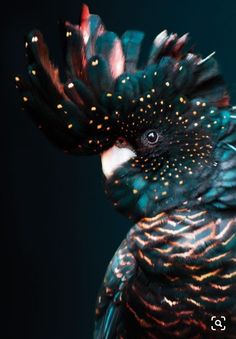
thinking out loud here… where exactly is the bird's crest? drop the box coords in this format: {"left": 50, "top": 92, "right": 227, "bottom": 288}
{"left": 16, "top": 4, "right": 229, "bottom": 156}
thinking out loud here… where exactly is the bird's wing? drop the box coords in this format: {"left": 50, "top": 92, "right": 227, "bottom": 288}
{"left": 94, "top": 239, "right": 137, "bottom": 338}
{"left": 94, "top": 303, "right": 122, "bottom": 339}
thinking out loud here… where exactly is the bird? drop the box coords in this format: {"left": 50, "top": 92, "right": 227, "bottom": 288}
{"left": 16, "top": 4, "right": 236, "bottom": 338}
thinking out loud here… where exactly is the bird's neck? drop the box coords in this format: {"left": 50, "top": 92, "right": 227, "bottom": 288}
{"left": 127, "top": 206, "right": 236, "bottom": 274}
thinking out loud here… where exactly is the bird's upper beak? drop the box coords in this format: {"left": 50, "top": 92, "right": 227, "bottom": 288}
{"left": 101, "top": 142, "right": 136, "bottom": 179}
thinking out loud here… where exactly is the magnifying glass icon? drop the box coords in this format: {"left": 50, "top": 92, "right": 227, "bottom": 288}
{"left": 215, "top": 319, "right": 222, "bottom": 327}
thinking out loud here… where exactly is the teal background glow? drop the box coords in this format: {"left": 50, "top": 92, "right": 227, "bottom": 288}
{"left": 3, "top": 0, "right": 236, "bottom": 338}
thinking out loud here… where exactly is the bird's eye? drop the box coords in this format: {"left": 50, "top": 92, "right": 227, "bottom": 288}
{"left": 141, "top": 129, "right": 160, "bottom": 147}
{"left": 147, "top": 131, "right": 159, "bottom": 144}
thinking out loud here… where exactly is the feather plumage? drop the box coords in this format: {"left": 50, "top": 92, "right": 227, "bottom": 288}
{"left": 121, "top": 30, "right": 144, "bottom": 73}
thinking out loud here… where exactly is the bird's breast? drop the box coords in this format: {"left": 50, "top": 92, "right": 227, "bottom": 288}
{"left": 124, "top": 208, "right": 236, "bottom": 337}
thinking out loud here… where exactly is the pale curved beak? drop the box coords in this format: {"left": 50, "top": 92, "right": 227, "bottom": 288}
{"left": 101, "top": 145, "right": 136, "bottom": 179}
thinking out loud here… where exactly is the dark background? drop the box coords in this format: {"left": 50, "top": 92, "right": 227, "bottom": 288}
{"left": 2, "top": 1, "right": 236, "bottom": 338}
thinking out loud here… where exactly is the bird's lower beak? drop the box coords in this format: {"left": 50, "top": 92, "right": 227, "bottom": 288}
{"left": 101, "top": 143, "right": 136, "bottom": 179}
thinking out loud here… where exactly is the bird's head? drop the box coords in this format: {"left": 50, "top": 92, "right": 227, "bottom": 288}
{"left": 18, "top": 5, "right": 235, "bottom": 222}
{"left": 101, "top": 57, "right": 232, "bottom": 220}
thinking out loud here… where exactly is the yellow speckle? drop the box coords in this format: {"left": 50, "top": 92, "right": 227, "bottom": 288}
{"left": 162, "top": 191, "right": 167, "bottom": 196}
{"left": 68, "top": 124, "right": 73, "bottom": 129}
{"left": 15, "top": 76, "right": 20, "bottom": 82}
{"left": 57, "top": 104, "right": 63, "bottom": 109}
{"left": 104, "top": 116, "right": 109, "bottom": 120}
{"left": 91, "top": 106, "right": 97, "bottom": 111}
{"left": 31, "top": 70, "right": 36, "bottom": 75}
{"left": 68, "top": 82, "right": 74, "bottom": 88}
{"left": 88, "top": 140, "right": 93, "bottom": 144}
{"left": 31, "top": 36, "right": 38, "bottom": 42}
{"left": 66, "top": 31, "right": 72, "bottom": 37}
{"left": 164, "top": 182, "right": 169, "bottom": 186}
{"left": 97, "top": 124, "right": 102, "bottom": 129}
{"left": 133, "top": 189, "right": 138, "bottom": 194}
{"left": 179, "top": 180, "right": 184, "bottom": 185}
{"left": 165, "top": 81, "right": 170, "bottom": 87}
{"left": 106, "top": 92, "right": 112, "bottom": 97}
{"left": 117, "top": 95, "right": 123, "bottom": 100}
{"left": 23, "top": 96, "right": 28, "bottom": 102}
{"left": 92, "top": 59, "right": 99, "bottom": 66}
{"left": 89, "top": 120, "right": 93, "bottom": 124}
{"left": 179, "top": 97, "right": 184, "bottom": 103}
{"left": 147, "top": 94, "right": 151, "bottom": 99}
{"left": 139, "top": 97, "right": 144, "bottom": 102}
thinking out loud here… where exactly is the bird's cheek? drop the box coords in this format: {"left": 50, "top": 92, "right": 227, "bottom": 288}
{"left": 101, "top": 145, "right": 136, "bottom": 179}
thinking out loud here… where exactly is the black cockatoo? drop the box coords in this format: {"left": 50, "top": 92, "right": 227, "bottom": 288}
{"left": 16, "top": 4, "right": 236, "bottom": 338}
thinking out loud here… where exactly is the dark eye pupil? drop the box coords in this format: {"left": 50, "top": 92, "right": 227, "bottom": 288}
{"left": 147, "top": 131, "right": 158, "bottom": 144}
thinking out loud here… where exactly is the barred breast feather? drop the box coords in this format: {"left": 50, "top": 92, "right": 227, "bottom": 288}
{"left": 95, "top": 208, "right": 236, "bottom": 338}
